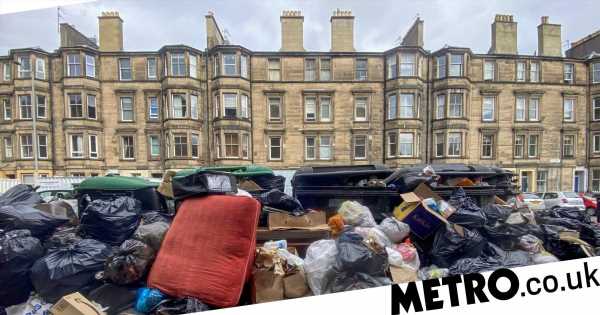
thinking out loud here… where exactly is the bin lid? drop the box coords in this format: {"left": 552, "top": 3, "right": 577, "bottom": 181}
{"left": 77, "top": 175, "right": 158, "bottom": 191}
{"left": 176, "top": 165, "right": 275, "bottom": 178}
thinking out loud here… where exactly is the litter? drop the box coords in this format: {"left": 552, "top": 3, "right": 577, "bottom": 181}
{"left": 338, "top": 201, "right": 376, "bottom": 228}
{"left": 0, "top": 184, "right": 43, "bottom": 206}
{"left": 4, "top": 294, "right": 52, "bottom": 315}
{"left": 0, "top": 204, "right": 69, "bottom": 238}
{"left": 377, "top": 217, "right": 410, "bottom": 243}
{"left": 303, "top": 239, "right": 338, "bottom": 295}
{"left": 134, "top": 287, "right": 165, "bottom": 314}
{"left": 79, "top": 196, "right": 141, "bottom": 245}
{"left": 104, "top": 239, "right": 156, "bottom": 285}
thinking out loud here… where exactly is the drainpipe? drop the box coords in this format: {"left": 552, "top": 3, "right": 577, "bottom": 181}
{"left": 425, "top": 53, "right": 432, "bottom": 164}
{"left": 204, "top": 48, "right": 210, "bottom": 166}
{"left": 586, "top": 61, "right": 591, "bottom": 191}
{"left": 49, "top": 53, "right": 56, "bottom": 177}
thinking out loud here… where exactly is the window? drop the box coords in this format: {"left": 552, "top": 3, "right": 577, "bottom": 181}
{"left": 399, "top": 94, "right": 415, "bottom": 118}
{"left": 320, "top": 96, "right": 331, "bottom": 122}
{"left": 36, "top": 95, "right": 46, "bottom": 118}
{"left": 594, "top": 63, "right": 600, "bottom": 83}
{"left": 19, "top": 95, "right": 32, "bottom": 119}
{"left": 174, "top": 134, "right": 188, "bottom": 157}
{"left": 241, "top": 133, "right": 249, "bottom": 159}
{"left": 268, "top": 58, "right": 281, "bottom": 81}
{"left": 3, "top": 63, "right": 10, "bottom": 81}
{"left": 399, "top": 54, "right": 416, "bottom": 77}
{"left": 268, "top": 97, "right": 281, "bottom": 121}
{"left": 482, "top": 96, "right": 495, "bottom": 121}
{"left": 304, "top": 58, "right": 316, "bottom": 81}
{"left": 120, "top": 97, "right": 134, "bottom": 121}
{"left": 563, "top": 135, "right": 575, "bottom": 158}
{"left": 449, "top": 54, "right": 463, "bottom": 77}
{"left": 514, "top": 135, "right": 525, "bottom": 158}
{"left": 387, "top": 94, "right": 397, "bottom": 120}
{"left": 516, "top": 62, "right": 526, "bottom": 82}
{"left": 436, "top": 94, "right": 445, "bottom": 119}
{"left": 240, "top": 55, "right": 249, "bottom": 79}
{"left": 482, "top": 134, "right": 494, "bottom": 158}
{"left": 516, "top": 96, "right": 526, "bottom": 121}
{"left": 528, "top": 135, "right": 539, "bottom": 158}
{"left": 172, "top": 94, "right": 187, "bottom": 118}
{"left": 399, "top": 133, "right": 414, "bottom": 157}
{"left": 448, "top": 93, "right": 463, "bottom": 118}
{"left": 37, "top": 135, "right": 47, "bottom": 158}
{"left": 593, "top": 170, "right": 600, "bottom": 192}
{"left": 319, "top": 135, "right": 332, "bottom": 160}
{"left": 88, "top": 134, "right": 98, "bottom": 159}
{"left": 190, "top": 94, "right": 199, "bottom": 119}
{"left": 121, "top": 136, "right": 135, "bottom": 159}
{"left": 305, "top": 97, "right": 316, "bottom": 121}
{"left": 35, "top": 58, "right": 45, "bottom": 80}
{"left": 305, "top": 136, "right": 316, "bottom": 160}
{"left": 353, "top": 135, "right": 367, "bottom": 160}
{"left": 447, "top": 133, "right": 462, "bottom": 157}
{"left": 436, "top": 56, "right": 446, "bottom": 79}
{"left": 214, "top": 132, "right": 221, "bottom": 158}
{"left": 223, "top": 54, "right": 237, "bottom": 76}
{"left": 530, "top": 62, "right": 540, "bottom": 82}
{"left": 484, "top": 61, "right": 495, "bottom": 80}
{"left": 213, "top": 55, "right": 219, "bottom": 77}
{"left": 85, "top": 55, "right": 95, "bottom": 78}
{"left": 118, "top": 58, "right": 131, "bottom": 80}
{"left": 171, "top": 53, "right": 185, "bottom": 76}
{"left": 225, "top": 133, "right": 240, "bottom": 157}
{"left": 4, "top": 137, "right": 13, "bottom": 159}
{"left": 18, "top": 56, "right": 31, "bottom": 78}
{"left": 68, "top": 94, "right": 82, "bottom": 118}
{"left": 20, "top": 134, "right": 33, "bottom": 158}
{"left": 354, "top": 97, "right": 367, "bottom": 121}
{"left": 70, "top": 134, "right": 83, "bottom": 158}
{"left": 529, "top": 98, "right": 540, "bottom": 121}
{"left": 594, "top": 98, "right": 600, "bottom": 121}
{"left": 213, "top": 94, "right": 220, "bottom": 119}
{"left": 149, "top": 135, "right": 160, "bottom": 157}
{"left": 189, "top": 54, "right": 197, "bottom": 78}
{"left": 563, "top": 98, "right": 575, "bottom": 121}
{"left": 3, "top": 99, "right": 11, "bottom": 120}
{"left": 356, "top": 58, "right": 368, "bottom": 80}
{"left": 387, "top": 133, "right": 397, "bottom": 158}
{"left": 434, "top": 133, "right": 444, "bottom": 158}
{"left": 223, "top": 93, "right": 237, "bottom": 118}
{"left": 66, "top": 54, "right": 80, "bottom": 77}
{"left": 564, "top": 63, "right": 574, "bottom": 83}
{"left": 320, "top": 58, "right": 331, "bottom": 81}
{"left": 240, "top": 94, "right": 249, "bottom": 119}
{"left": 147, "top": 57, "right": 157, "bottom": 79}
{"left": 387, "top": 55, "right": 396, "bottom": 79}
{"left": 269, "top": 136, "right": 282, "bottom": 160}
{"left": 87, "top": 95, "right": 96, "bottom": 119}
{"left": 537, "top": 171, "right": 548, "bottom": 193}
{"left": 148, "top": 97, "right": 159, "bottom": 119}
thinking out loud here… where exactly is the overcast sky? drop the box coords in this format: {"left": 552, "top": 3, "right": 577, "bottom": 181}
{"left": 0, "top": 0, "right": 598, "bottom": 55}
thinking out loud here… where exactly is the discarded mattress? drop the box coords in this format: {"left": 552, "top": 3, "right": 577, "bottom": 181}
{"left": 147, "top": 195, "right": 260, "bottom": 307}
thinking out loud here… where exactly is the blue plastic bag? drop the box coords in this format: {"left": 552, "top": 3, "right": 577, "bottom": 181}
{"left": 134, "top": 287, "right": 165, "bottom": 313}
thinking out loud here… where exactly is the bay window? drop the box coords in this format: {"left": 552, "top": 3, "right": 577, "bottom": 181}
{"left": 448, "top": 93, "right": 463, "bottom": 118}
{"left": 19, "top": 95, "right": 32, "bottom": 119}
{"left": 69, "top": 94, "right": 83, "bottom": 118}
{"left": 223, "top": 54, "right": 237, "bottom": 76}
{"left": 399, "top": 53, "right": 416, "bottom": 77}
{"left": 70, "top": 134, "right": 83, "bottom": 158}
{"left": 223, "top": 93, "right": 237, "bottom": 118}
{"left": 171, "top": 53, "right": 185, "bottom": 76}
{"left": 449, "top": 54, "right": 463, "bottom": 77}
{"left": 20, "top": 134, "right": 33, "bottom": 159}
{"left": 447, "top": 133, "right": 462, "bottom": 157}
{"left": 67, "top": 54, "right": 80, "bottom": 77}
{"left": 172, "top": 94, "right": 187, "bottom": 118}
{"left": 398, "top": 133, "right": 414, "bottom": 157}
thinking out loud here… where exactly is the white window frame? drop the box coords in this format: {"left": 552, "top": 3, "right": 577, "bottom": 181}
{"left": 563, "top": 98, "right": 575, "bottom": 122}
{"left": 70, "top": 134, "right": 83, "bottom": 158}
{"left": 448, "top": 93, "right": 463, "bottom": 118}
{"left": 387, "top": 55, "right": 397, "bottom": 79}
{"left": 121, "top": 135, "right": 135, "bottom": 160}
{"left": 147, "top": 57, "right": 157, "bottom": 79}
{"left": 594, "top": 97, "right": 600, "bottom": 121}
{"left": 564, "top": 63, "right": 574, "bottom": 83}
{"left": 18, "top": 56, "right": 31, "bottom": 78}
{"left": 399, "top": 94, "right": 415, "bottom": 119}
{"left": 222, "top": 53, "right": 237, "bottom": 76}
{"left": 593, "top": 169, "right": 600, "bottom": 192}
{"left": 191, "top": 133, "right": 200, "bottom": 158}
{"left": 447, "top": 132, "right": 462, "bottom": 157}
{"left": 89, "top": 134, "right": 98, "bottom": 159}
{"left": 387, "top": 132, "right": 397, "bottom": 158}
{"left": 484, "top": 61, "right": 495, "bottom": 80}
{"left": 170, "top": 53, "right": 185, "bottom": 76}
{"left": 563, "top": 134, "right": 575, "bottom": 158}
{"left": 387, "top": 94, "right": 397, "bottom": 120}
{"left": 434, "top": 133, "right": 444, "bottom": 158}
{"left": 36, "top": 95, "right": 46, "bottom": 119}
{"left": 305, "top": 96, "right": 316, "bottom": 121}
{"left": 528, "top": 135, "right": 539, "bottom": 158}
{"left": 319, "top": 96, "right": 331, "bottom": 122}
{"left": 148, "top": 96, "right": 159, "bottom": 120}
{"left": 530, "top": 62, "right": 540, "bottom": 83}
{"left": 120, "top": 96, "right": 134, "bottom": 122}
{"left": 224, "top": 133, "right": 239, "bottom": 158}
{"left": 514, "top": 135, "right": 525, "bottom": 158}
{"left": 189, "top": 54, "right": 197, "bottom": 78}
{"left": 528, "top": 97, "right": 540, "bottom": 121}
{"left": 66, "top": 54, "right": 80, "bottom": 77}
{"left": 68, "top": 93, "right": 83, "bottom": 118}
{"left": 85, "top": 54, "right": 95, "bottom": 78}
{"left": 118, "top": 58, "right": 132, "bottom": 80}
{"left": 35, "top": 58, "right": 45, "bottom": 80}
{"left": 320, "top": 58, "right": 331, "bottom": 81}
{"left": 4, "top": 136, "right": 13, "bottom": 159}
{"left": 268, "top": 58, "right": 281, "bottom": 81}
{"left": 481, "top": 134, "right": 494, "bottom": 159}
{"left": 304, "top": 58, "right": 316, "bottom": 81}
{"left": 268, "top": 96, "right": 281, "bottom": 121}
{"left": 594, "top": 63, "right": 600, "bottom": 84}
{"left": 19, "top": 95, "right": 32, "bottom": 120}
{"left": 536, "top": 171, "right": 548, "bottom": 193}
{"left": 353, "top": 135, "right": 367, "bottom": 160}
{"left": 516, "top": 96, "right": 526, "bottom": 121}
{"left": 305, "top": 136, "right": 316, "bottom": 160}
{"left": 269, "top": 136, "right": 282, "bottom": 161}
{"left": 240, "top": 94, "right": 249, "bottom": 119}
{"left": 318, "top": 135, "right": 332, "bottom": 160}
{"left": 20, "top": 134, "right": 33, "bottom": 159}
{"left": 240, "top": 55, "right": 249, "bottom": 79}
{"left": 449, "top": 54, "right": 463, "bottom": 77}
{"left": 436, "top": 55, "right": 446, "bottom": 79}
{"left": 3, "top": 63, "right": 10, "bottom": 81}
{"left": 87, "top": 94, "right": 96, "bottom": 119}
{"left": 482, "top": 96, "right": 495, "bottom": 121}
{"left": 354, "top": 97, "right": 368, "bottom": 121}
{"left": 399, "top": 53, "right": 416, "bottom": 77}
{"left": 190, "top": 94, "right": 199, "bottom": 119}
{"left": 3, "top": 98, "right": 11, "bottom": 120}
{"left": 149, "top": 135, "right": 160, "bottom": 157}
{"left": 171, "top": 94, "right": 187, "bottom": 118}
{"left": 223, "top": 93, "right": 237, "bottom": 118}
{"left": 398, "top": 133, "right": 414, "bottom": 157}
{"left": 436, "top": 94, "right": 445, "bottom": 119}
{"left": 516, "top": 61, "right": 526, "bottom": 82}
{"left": 37, "top": 134, "right": 47, "bottom": 159}
{"left": 593, "top": 134, "right": 600, "bottom": 154}
{"left": 241, "top": 133, "right": 249, "bottom": 159}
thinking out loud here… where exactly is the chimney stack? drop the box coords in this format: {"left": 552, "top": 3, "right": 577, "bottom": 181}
{"left": 401, "top": 18, "right": 424, "bottom": 47}
{"left": 489, "top": 14, "right": 517, "bottom": 54}
{"left": 98, "top": 11, "right": 123, "bottom": 51}
{"left": 538, "top": 16, "right": 562, "bottom": 57}
{"left": 280, "top": 10, "right": 304, "bottom": 51}
{"left": 330, "top": 9, "right": 355, "bottom": 52}
{"left": 206, "top": 12, "right": 225, "bottom": 49}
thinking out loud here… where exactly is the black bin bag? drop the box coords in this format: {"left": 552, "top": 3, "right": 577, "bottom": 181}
{"left": 0, "top": 184, "right": 43, "bottom": 206}
{"left": 172, "top": 171, "right": 237, "bottom": 200}
{"left": 480, "top": 223, "right": 530, "bottom": 251}
{"left": 79, "top": 197, "right": 141, "bottom": 245}
{"left": 0, "top": 204, "right": 69, "bottom": 238}
{"left": 104, "top": 239, "right": 156, "bottom": 285}
{"left": 0, "top": 229, "right": 44, "bottom": 307}
{"left": 482, "top": 204, "right": 512, "bottom": 224}
{"left": 430, "top": 224, "right": 487, "bottom": 268}
{"left": 30, "top": 238, "right": 111, "bottom": 303}
{"left": 258, "top": 189, "right": 304, "bottom": 214}
{"left": 447, "top": 188, "right": 487, "bottom": 228}
{"left": 580, "top": 224, "right": 600, "bottom": 247}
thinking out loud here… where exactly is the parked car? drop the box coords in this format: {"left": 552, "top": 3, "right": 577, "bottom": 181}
{"left": 539, "top": 192, "right": 585, "bottom": 211}
{"left": 520, "top": 193, "right": 546, "bottom": 210}
{"left": 37, "top": 189, "right": 78, "bottom": 211}
{"left": 579, "top": 192, "right": 597, "bottom": 215}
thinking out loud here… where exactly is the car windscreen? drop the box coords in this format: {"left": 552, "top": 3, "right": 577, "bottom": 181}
{"left": 522, "top": 193, "right": 541, "bottom": 199}
{"left": 563, "top": 192, "right": 579, "bottom": 198}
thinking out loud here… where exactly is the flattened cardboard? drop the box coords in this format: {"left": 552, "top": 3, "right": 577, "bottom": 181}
{"left": 268, "top": 212, "right": 329, "bottom": 231}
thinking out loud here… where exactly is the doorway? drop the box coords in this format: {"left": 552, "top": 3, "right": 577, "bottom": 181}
{"left": 520, "top": 171, "right": 532, "bottom": 192}
{"left": 574, "top": 170, "right": 585, "bottom": 192}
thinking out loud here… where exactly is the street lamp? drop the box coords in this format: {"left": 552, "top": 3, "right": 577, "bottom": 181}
{"left": 14, "top": 58, "right": 38, "bottom": 186}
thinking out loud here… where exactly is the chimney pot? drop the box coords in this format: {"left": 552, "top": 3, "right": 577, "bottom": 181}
{"left": 280, "top": 10, "right": 304, "bottom": 51}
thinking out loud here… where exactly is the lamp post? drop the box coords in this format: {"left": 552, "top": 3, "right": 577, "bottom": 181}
{"left": 14, "top": 58, "right": 38, "bottom": 186}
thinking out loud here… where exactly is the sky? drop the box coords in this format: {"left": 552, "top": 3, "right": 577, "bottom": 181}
{"left": 0, "top": 0, "right": 598, "bottom": 55}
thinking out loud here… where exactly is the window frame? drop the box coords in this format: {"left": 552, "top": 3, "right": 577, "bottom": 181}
{"left": 353, "top": 135, "right": 367, "bottom": 160}
{"left": 483, "top": 60, "right": 495, "bottom": 81}
{"left": 118, "top": 57, "right": 132, "bottom": 81}
{"left": 224, "top": 132, "right": 240, "bottom": 158}
{"left": 399, "top": 53, "right": 416, "bottom": 77}
{"left": 173, "top": 134, "right": 188, "bottom": 157}
{"left": 3, "top": 98, "right": 11, "bottom": 120}
{"left": 222, "top": 93, "right": 238, "bottom": 118}
{"left": 449, "top": 54, "right": 464, "bottom": 77}
{"left": 87, "top": 94, "right": 96, "bottom": 120}
{"left": 89, "top": 134, "right": 98, "bottom": 159}
{"left": 435, "top": 94, "right": 445, "bottom": 120}
{"left": 148, "top": 135, "right": 160, "bottom": 158}
{"left": 481, "top": 134, "right": 494, "bottom": 159}
{"left": 594, "top": 97, "right": 600, "bottom": 121}
{"left": 436, "top": 55, "right": 446, "bottom": 79}
{"left": 354, "top": 96, "right": 368, "bottom": 122}
{"left": 516, "top": 61, "right": 526, "bottom": 82}
{"left": 536, "top": 171, "right": 548, "bottom": 193}
{"left": 514, "top": 134, "right": 525, "bottom": 158}
{"left": 20, "top": 134, "right": 33, "bottom": 159}
{"left": 448, "top": 93, "right": 463, "bottom": 118}
{"left": 318, "top": 135, "right": 332, "bottom": 160}
{"left": 482, "top": 96, "right": 495, "bottom": 121}
{"left": 434, "top": 133, "right": 444, "bottom": 158}
{"left": 593, "top": 134, "right": 600, "bottom": 154}
{"left": 562, "top": 134, "right": 575, "bottom": 158}
{"left": 37, "top": 134, "right": 47, "bottom": 159}
{"left": 528, "top": 97, "right": 540, "bottom": 121}
{"left": 563, "top": 63, "right": 574, "bottom": 83}
{"left": 190, "top": 94, "right": 199, "bottom": 120}
{"left": 387, "top": 55, "right": 397, "bottom": 79}
{"left": 387, "top": 132, "right": 398, "bottom": 158}
{"left": 36, "top": 95, "right": 46, "bottom": 119}
{"left": 170, "top": 53, "right": 186, "bottom": 76}
{"left": 529, "top": 62, "right": 540, "bottom": 83}
{"left": 222, "top": 53, "right": 237, "bottom": 76}
{"left": 447, "top": 132, "right": 462, "bottom": 157}
{"left": 240, "top": 55, "right": 249, "bottom": 79}
{"left": 148, "top": 96, "right": 159, "bottom": 120}
{"left": 68, "top": 93, "right": 83, "bottom": 118}
{"left": 387, "top": 93, "right": 397, "bottom": 120}
{"left": 320, "top": 58, "right": 331, "bottom": 81}
{"left": 319, "top": 96, "right": 331, "bottom": 122}
{"left": 240, "top": 94, "right": 249, "bottom": 119}
{"left": 189, "top": 54, "right": 197, "bottom": 78}
{"left": 120, "top": 96, "right": 134, "bottom": 122}
{"left": 3, "top": 63, "right": 10, "bottom": 81}
{"left": 66, "top": 54, "right": 80, "bottom": 77}
{"left": 304, "top": 58, "right": 317, "bottom": 81}
{"left": 3, "top": 136, "right": 13, "bottom": 160}
{"left": 563, "top": 98, "right": 575, "bottom": 122}
{"left": 147, "top": 57, "right": 157, "bottom": 79}
{"left": 528, "top": 134, "right": 539, "bottom": 158}
{"left": 304, "top": 96, "right": 317, "bottom": 122}
{"left": 398, "top": 132, "right": 415, "bottom": 157}
{"left": 267, "top": 58, "right": 281, "bottom": 81}
{"left": 85, "top": 54, "right": 95, "bottom": 78}
{"left": 355, "top": 58, "right": 368, "bottom": 81}
{"left": 19, "top": 95, "right": 32, "bottom": 120}
{"left": 399, "top": 93, "right": 416, "bottom": 119}
{"left": 35, "top": 58, "right": 45, "bottom": 80}
{"left": 267, "top": 96, "right": 282, "bottom": 121}
{"left": 171, "top": 93, "right": 187, "bottom": 118}
{"left": 593, "top": 63, "right": 600, "bottom": 84}
{"left": 69, "top": 134, "right": 83, "bottom": 159}
{"left": 241, "top": 133, "right": 249, "bottom": 159}
{"left": 593, "top": 169, "right": 600, "bottom": 192}
{"left": 121, "top": 135, "right": 135, "bottom": 160}
{"left": 305, "top": 136, "right": 316, "bottom": 160}
{"left": 268, "top": 135, "right": 282, "bottom": 161}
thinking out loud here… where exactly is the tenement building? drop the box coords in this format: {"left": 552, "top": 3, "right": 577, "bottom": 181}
{"left": 1, "top": 10, "right": 600, "bottom": 193}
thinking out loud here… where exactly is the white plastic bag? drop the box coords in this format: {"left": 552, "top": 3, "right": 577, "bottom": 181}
{"left": 303, "top": 240, "right": 338, "bottom": 295}
{"left": 6, "top": 295, "right": 52, "bottom": 315}
{"left": 386, "top": 247, "right": 405, "bottom": 267}
{"left": 378, "top": 217, "right": 410, "bottom": 243}
{"left": 394, "top": 242, "right": 420, "bottom": 270}
{"left": 337, "top": 201, "right": 376, "bottom": 227}
{"left": 355, "top": 227, "right": 392, "bottom": 248}
{"left": 277, "top": 248, "right": 304, "bottom": 267}
{"left": 532, "top": 251, "right": 559, "bottom": 264}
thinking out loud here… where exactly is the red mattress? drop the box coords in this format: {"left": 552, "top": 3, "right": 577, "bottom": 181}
{"left": 147, "top": 195, "right": 260, "bottom": 307}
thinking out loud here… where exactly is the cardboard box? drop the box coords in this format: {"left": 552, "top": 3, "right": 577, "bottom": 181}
{"left": 393, "top": 183, "right": 452, "bottom": 239}
{"left": 268, "top": 212, "right": 329, "bottom": 231}
{"left": 390, "top": 266, "right": 418, "bottom": 284}
{"left": 50, "top": 292, "right": 104, "bottom": 315}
